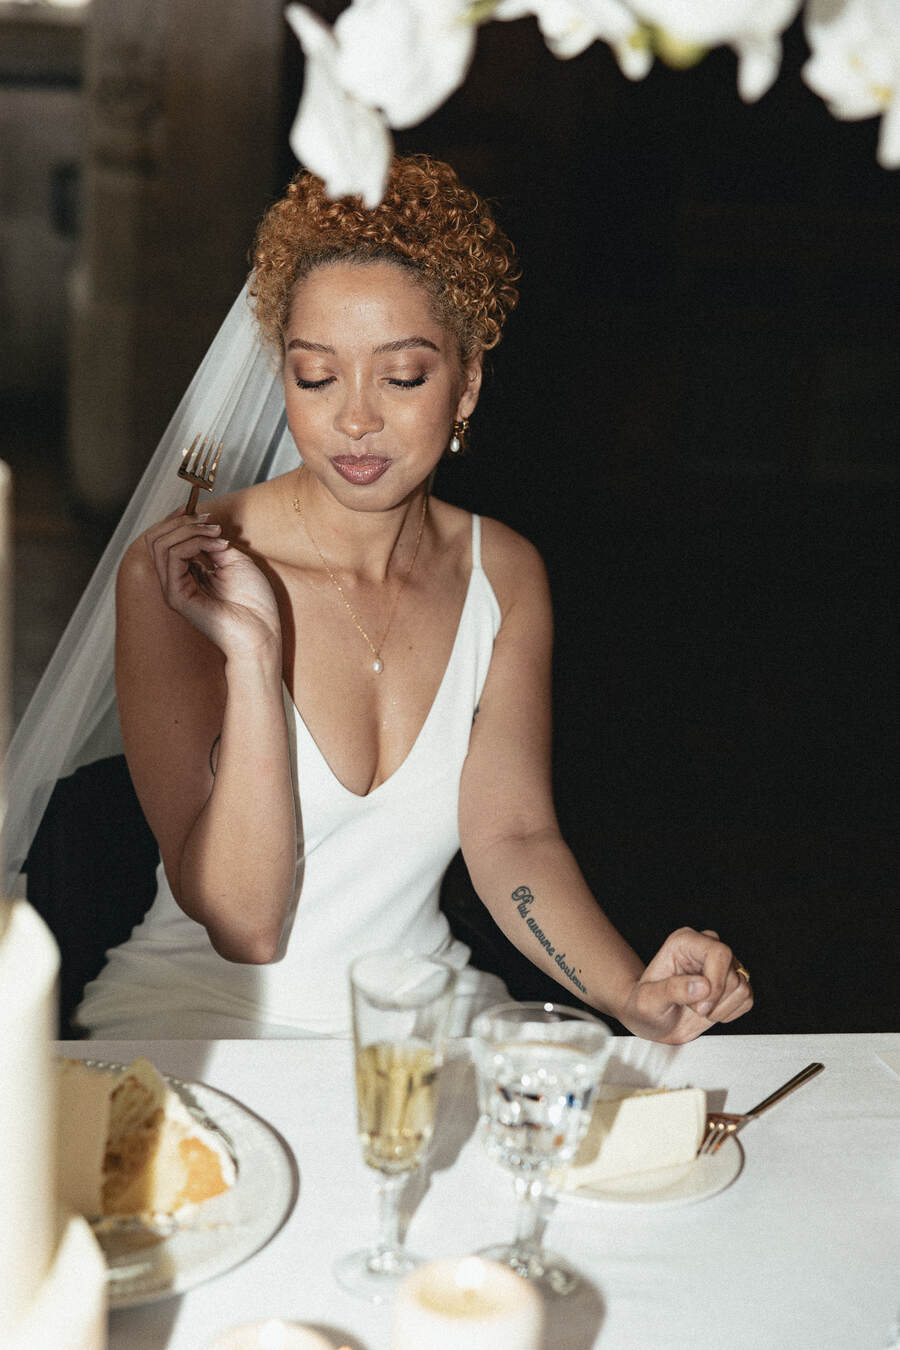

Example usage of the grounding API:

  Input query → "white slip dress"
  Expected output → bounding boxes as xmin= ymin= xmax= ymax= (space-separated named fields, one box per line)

xmin=74 ymin=515 xmax=508 ymax=1038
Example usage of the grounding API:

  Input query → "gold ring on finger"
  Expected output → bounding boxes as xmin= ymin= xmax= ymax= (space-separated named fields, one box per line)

xmin=733 ymin=961 xmax=750 ymax=982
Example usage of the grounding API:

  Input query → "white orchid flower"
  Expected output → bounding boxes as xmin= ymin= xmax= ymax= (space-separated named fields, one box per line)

xmin=285 ymin=5 xmax=392 ymax=207
xmin=629 ymin=0 xmax=802 ymax=101
xmin=803 ymin=0 xmax=900 ymax=168
xmin=333 ymin=0 xmax=477 ymax=130
xmin=493 ymin=0 xmax=653 ymax=79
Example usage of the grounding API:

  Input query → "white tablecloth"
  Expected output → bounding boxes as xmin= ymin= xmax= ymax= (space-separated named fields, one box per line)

xmin=61 ymin=1033 xmax=899 ymax=1350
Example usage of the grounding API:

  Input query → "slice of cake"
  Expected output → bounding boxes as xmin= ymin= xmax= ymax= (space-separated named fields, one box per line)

xmin=561 ymin=1084 xmax=707 ymax=1189
xmin=56 ymin=1057 xmax=236 ymax=1221
xmin=55 ymin=1059 xmax=117 ymax=1217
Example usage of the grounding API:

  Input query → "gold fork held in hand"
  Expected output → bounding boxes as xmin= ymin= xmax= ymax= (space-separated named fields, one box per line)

xmin=178 ymin=433 xmax=224 ymax=513
xmin=699 ymin=1061 xmax=824 ymax=1155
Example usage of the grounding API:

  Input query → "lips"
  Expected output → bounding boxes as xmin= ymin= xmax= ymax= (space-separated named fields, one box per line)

xmin=330 ymin=455 xmax=391 ymax=486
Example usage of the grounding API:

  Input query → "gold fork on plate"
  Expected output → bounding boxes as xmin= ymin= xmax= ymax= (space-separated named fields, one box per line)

xmin=177 ymin=433 xmax=224 ymax=512
xmin=699 ymin=1061 xmax=824 ymax=1155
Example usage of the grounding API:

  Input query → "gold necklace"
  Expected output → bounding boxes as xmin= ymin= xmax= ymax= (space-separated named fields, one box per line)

xmin=291 ymin=476 xmax=428 ymax=674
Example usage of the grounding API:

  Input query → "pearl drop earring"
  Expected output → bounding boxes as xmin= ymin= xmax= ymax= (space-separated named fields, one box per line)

xmin=448 ymin=418 xmax=469 ymax=455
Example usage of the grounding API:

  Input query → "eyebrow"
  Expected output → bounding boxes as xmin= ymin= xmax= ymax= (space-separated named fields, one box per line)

xmin=374 ymin=336 xmax=439 ymax=354
xmin=286 ymin=338 xmax=333 ymax=353
xmin=285 ymin=335 xmax=439 ymax=354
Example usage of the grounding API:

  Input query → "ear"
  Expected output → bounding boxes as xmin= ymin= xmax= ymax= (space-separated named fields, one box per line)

xmin=456 ymin=352 xmax=483 ymax=420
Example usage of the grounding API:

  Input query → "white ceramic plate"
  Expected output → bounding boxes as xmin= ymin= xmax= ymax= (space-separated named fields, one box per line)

xmin=86 ymin=1064 xmax=298 ymax=1308
xmin=556 ymin=1135 xmax=743 ymax=1209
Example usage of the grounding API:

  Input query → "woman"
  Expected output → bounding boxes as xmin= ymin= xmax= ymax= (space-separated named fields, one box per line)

xmin=70 ymin=155 xmax=752 ymax=1041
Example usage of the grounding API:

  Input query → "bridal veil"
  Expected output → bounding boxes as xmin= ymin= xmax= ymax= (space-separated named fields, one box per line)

xmin=2 ymin=283 xmax=298 ymax=891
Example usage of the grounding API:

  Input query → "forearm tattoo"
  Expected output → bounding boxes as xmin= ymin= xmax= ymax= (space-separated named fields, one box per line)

xmin=511 ymin=885 xmax=587 ymax=995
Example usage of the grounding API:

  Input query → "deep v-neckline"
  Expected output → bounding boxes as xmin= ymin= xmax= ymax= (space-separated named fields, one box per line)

xmin=283 ymin=565 xmax=477 ymax=801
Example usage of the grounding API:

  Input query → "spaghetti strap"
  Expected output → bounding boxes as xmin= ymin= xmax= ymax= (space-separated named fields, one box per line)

xmin=471 ymin=513 xmax=482 ymax=571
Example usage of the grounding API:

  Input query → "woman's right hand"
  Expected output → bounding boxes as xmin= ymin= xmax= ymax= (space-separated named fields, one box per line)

xmin=143 ymin=509 xmax=282 ymax=659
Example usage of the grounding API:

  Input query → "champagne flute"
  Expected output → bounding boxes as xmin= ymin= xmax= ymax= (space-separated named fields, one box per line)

xmin=472 ymin=1001 xmax=612 ymax=1296
xmin=334 ymin=949 xmax=457 ymax=1302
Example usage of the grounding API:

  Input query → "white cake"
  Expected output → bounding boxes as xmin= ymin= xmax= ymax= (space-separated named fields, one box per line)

xmin=56 ymin=1056 xmax=236 ymax=1220
xmin=55 ymin=1059 xmax=117 ymax=1217
xmin=561 ymin=1084 xmax=707 ymax=1189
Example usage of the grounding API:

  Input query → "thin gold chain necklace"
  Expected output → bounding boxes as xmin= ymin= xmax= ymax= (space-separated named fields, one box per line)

xmin=291 ymin=474 xmax=429 ymax=674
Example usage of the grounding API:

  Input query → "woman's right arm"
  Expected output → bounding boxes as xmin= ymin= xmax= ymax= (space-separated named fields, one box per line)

xmin=115 ymin=511 xmax=297 ymax=963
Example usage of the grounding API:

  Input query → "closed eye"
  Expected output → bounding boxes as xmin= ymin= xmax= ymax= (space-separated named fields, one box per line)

xmin=295 ymin=376 xmax=334 ymax=390
xmin=388 ymin=374 xmax=428 ymax=388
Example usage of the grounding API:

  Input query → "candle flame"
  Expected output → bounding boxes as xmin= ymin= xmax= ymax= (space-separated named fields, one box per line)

xmin=453 ymin=1257 xmax=488 ymax=1293
xmin=258 ymin=1321 xmax=288 ymax=1350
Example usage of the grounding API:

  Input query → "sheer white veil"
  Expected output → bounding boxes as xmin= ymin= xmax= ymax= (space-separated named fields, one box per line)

xmin=2 ymin=282 xmax=299 ymax=891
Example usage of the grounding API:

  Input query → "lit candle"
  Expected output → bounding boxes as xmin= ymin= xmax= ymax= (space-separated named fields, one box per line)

xmin=0 ymin=899 xmax=60 ymax=1332
xmin=6 ymin=1212 xmax=107 ymax=1350
xmin=204 ymin=1321 xmax=336 ymax=1350
xmin=391 ymin=1257 xmax=544 ymax=1350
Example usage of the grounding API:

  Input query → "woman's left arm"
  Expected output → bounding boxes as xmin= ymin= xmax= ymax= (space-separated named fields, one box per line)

xmin=458 ymin=522 xmax=752 ymax=1044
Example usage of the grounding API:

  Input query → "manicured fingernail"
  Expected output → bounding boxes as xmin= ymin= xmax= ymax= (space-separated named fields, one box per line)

xmin=195 ymin=511 xmax=211 ymax=519
xmin=697 ymin=1001 xmax=713 ymax=1015
xmin=688 ymin=980 xmax=707 ymax=996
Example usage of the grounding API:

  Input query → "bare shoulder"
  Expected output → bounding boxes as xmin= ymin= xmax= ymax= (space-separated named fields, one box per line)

xmin=202 ymin=476 xmax=285 ymax=540
xmin=117 ymin=528 xmax=161 ymax=599
xmin=213 ymin=473 xmax=296 ymax=559
xmin=426 ymin=501 xmax=548 ymax=608
xmin=478 ymin=514 xmax=551 ymax=618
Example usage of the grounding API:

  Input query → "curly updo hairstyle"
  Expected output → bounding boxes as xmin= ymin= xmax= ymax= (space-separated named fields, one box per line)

xmin=249 ymin=154 xmax=519 ymax=363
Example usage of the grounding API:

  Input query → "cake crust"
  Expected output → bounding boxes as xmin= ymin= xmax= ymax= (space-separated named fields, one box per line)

xmin=56 ymin=1057 xmax=235 ymax=1221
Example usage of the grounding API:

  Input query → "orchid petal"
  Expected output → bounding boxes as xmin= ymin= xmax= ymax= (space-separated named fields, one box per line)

xmin=734 ymin=32 xmax=782 ymax=102
xmin=334 ymin=0 xmax=476 ymax=130
xmin=632 ymin=0 xmax=801 ymax=97
xmin=630 ymin=0 xmax=800 ymax=46
xmin=285 ymin=5 xmax=392 ymax=207
xmin=876 ymin=96 xmax=900 ymax=167
xmin=803 ymin=0 xmax=900 ymax=128
xmin=494 ymin=0 xmax=651 ymax=71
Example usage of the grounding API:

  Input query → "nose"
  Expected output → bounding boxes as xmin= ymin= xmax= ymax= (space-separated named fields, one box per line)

xmin=334 ymin=381 xmax=383 ymax=440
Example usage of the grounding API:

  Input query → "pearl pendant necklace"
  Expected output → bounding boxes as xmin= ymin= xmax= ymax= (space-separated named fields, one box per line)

xmin=291 ymin=474 xmax=428 ymax=675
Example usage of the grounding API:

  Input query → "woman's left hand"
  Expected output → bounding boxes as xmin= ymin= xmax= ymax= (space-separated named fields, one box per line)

xmin=619 ymin=927 xmax=753 ymax=1043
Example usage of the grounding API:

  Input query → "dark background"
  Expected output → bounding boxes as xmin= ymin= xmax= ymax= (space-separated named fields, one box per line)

xmin=307 ymin=16 xmax=900 ymax=1034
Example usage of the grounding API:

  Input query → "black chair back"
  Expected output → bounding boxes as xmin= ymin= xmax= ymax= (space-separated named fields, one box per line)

xmin=25 ymin=755 xmax=159 ymax=1035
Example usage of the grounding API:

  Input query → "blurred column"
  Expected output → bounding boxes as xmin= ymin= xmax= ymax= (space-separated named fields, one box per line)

xmin=68 ymin=0 xmax=285 ymax=516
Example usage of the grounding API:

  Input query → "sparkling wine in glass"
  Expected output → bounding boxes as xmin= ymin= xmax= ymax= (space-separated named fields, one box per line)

xmin=334 ymin=950 xmax=457 ymax=1302
xmin=472 ymin=1001 xmax=612 ymax=1296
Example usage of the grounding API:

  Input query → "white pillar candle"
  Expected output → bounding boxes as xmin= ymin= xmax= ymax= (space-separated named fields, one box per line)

xmin=391 ymin=1257 xmax=544 ymax=1350
xmin=5 ymin=1213 xmax=107 ymax=1350
xmin=204 ymin=1322 xmax=336 ymax=1350
xmin=0 ymin=899 xmax=60 ymax=1330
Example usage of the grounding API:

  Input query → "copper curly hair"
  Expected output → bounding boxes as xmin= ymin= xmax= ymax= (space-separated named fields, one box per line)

xmin=249 ymin=154 xmax=519 ymax=362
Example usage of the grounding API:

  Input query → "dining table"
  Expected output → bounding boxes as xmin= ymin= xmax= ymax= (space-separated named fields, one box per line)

xmin=60 ymin=1031 xmax=899 ymax=1350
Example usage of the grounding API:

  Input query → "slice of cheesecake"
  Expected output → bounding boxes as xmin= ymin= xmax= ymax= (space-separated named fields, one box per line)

xmin=561 ymin=1084 xmax=707 ymax=1189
